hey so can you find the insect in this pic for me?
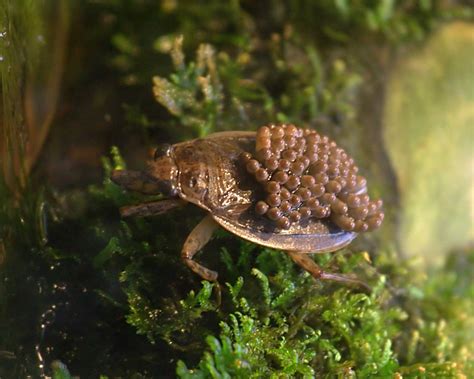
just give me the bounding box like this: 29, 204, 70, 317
111, 125, 383, 288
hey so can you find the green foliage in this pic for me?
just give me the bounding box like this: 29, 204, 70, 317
126, 280, 218, 346
152, 36, 228, 138
73, 0, 472, 143
151, 34, 362, 140
2, 147, 472, 377
286, 0, 472, 42
1, 1, 473, 378
175, 250, 473, 378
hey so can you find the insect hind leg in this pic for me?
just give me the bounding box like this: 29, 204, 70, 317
287, 251, 370, 292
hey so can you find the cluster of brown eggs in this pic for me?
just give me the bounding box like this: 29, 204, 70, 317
240, 124, 384, 232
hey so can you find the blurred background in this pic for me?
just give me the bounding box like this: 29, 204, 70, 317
0, 1, 473, 378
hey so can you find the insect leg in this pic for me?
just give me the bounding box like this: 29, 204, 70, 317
119, 199, 186, 218
287, 251, 370, 291
181, 215, 219, 282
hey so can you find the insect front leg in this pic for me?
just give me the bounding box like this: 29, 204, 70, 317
181, 214, 219, 282
287, 251, 370, 291
119, 199, 186, 218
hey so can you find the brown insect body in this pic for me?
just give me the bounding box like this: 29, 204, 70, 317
144, 131, 358, 252
111, 126, 383, 289
172, 132, 255, 216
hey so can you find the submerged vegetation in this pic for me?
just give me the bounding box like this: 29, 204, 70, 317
1, 1, 473, 378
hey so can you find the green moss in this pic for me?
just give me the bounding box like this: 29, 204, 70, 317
174, 250, 473, 377
150, 34, 362, 140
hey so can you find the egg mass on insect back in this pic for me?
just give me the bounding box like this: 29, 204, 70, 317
241, 124, 384, 232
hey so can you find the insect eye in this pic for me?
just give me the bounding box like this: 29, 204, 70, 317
154, 144, 172, 161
